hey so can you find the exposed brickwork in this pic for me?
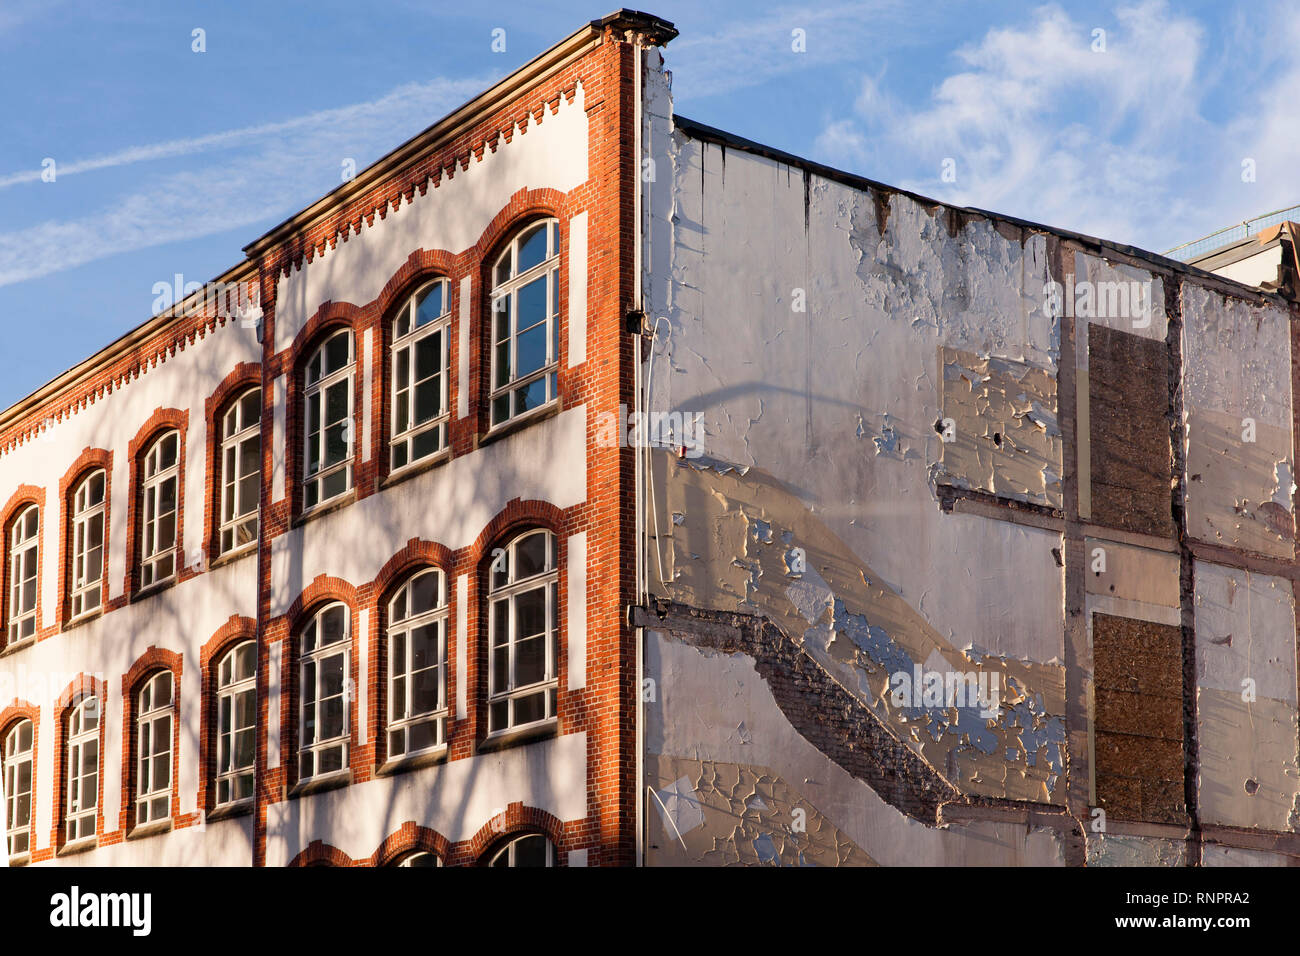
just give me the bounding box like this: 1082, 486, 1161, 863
646, 602, 960, 823
1089, 325, 1175, 538
1092, 611, 1187, 825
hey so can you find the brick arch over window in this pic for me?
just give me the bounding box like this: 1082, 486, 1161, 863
369, 822, 452, 867
372, 539, 456, 601
283, 576, 359, 787
473, 188, 568, 262
472, 191, 571, 435
0, 699, 40, 848
371, 541, 457, 768
283, 313, 365, 517
198, 615, 257, 811
470, 504, 569, 741
468, 499, 568, 570
124, 408, 189, 596
1, 484, 45, 649
373, 253, 465, 479
289, 840, 355, 867
120, 647, 183, 832
285, 574, 360, 630
57, 448, 113, 625
203, 363, 262, 564
372, 249, 462, 325
50, 673, 107, 850
467, 802, 567, 864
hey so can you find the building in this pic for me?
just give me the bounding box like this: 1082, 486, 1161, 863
3, 9, 1299, 868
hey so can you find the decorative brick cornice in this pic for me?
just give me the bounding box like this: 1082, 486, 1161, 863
261, 85, 584, 283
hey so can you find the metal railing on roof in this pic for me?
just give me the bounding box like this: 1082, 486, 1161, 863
1165, 203, 1300, 262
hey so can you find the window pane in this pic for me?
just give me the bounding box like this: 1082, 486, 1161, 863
514, 634, 546, 687
411, 667, 439, 715
325, 332, 350, 374
241, 390, 261, 427
410, 573, 440, 614
415, 283, 443, 326
513, 834, 549, 867
517, 223, 548, 274
516, 324, 547, 379
513, 690, 546, 726
516, 378, 547, 414
516, 533, 549, 579
517, 275, 547, 331
412, 428, 440, 461
415, 333, 440, 381
320, 606, 346, 646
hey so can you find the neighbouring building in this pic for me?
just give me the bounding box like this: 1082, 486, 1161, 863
3, 10, 1299, 868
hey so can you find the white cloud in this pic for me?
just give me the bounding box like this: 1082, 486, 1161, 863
811, 0, 1300, 252
0, 75, 491, 287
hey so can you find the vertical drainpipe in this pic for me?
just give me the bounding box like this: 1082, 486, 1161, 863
632, 35, 646, 870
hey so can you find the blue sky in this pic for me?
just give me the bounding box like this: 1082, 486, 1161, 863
0, 0, 1294, 409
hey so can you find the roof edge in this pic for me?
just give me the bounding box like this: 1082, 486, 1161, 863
674, 114, 1294, 310
242, 9, 676, 260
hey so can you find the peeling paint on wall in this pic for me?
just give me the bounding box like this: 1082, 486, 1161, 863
938, 346, 1062, 508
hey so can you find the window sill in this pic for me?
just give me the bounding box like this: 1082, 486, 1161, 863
479, 717, 558, 753
382, 447, 451, 490
58, 837, 97, 857
0, 635, 37, 658
479, 398, 562, 448
127, 818, 172, 841
207, 798, 254, 822
208, 543, 257, 571
377, 745, 448, 777
7, 852, 30, 867
62, 607, 105, 632
292, 489, 357, 529
130, 576, 177, 604
288, 769, 352, 798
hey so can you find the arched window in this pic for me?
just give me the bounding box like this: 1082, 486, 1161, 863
216, 641, 257, 806
390, 279, 450, 471
489, 833, 555, 867
139, 430, 180, 588
303, 330, 354, 510
489, 219, 560, 427
396, 851, 441, 867
386, 569, 447, 759
299, 602, 350, 779
486, 529, 558, 735
7, 504, 39, 643
135, 671, 174, 825
2, 719, 33, 857
65, 695, 99, 843
219, 387, 261, 554
69, 470, 106, 618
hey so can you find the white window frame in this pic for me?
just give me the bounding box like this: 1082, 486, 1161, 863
70, 470, 106, 619
298, 602, 351, 781
386, 569, 448, 760
390, 279, 451, 472
489, 833, 555, 867
489, 219, 561, 428
396, 851, 442, 867
302, 330, 355, 511
7, 504, 39, 644
65, 695, 99, 844
3, 718, 33, 857
216, 640, 257, 807
486, 530, 559, 736
135, 671, 174, 826
139, 430, 180, 589
219, 388, 261, 555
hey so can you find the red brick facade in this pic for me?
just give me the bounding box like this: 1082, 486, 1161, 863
0, 14, 673, 867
